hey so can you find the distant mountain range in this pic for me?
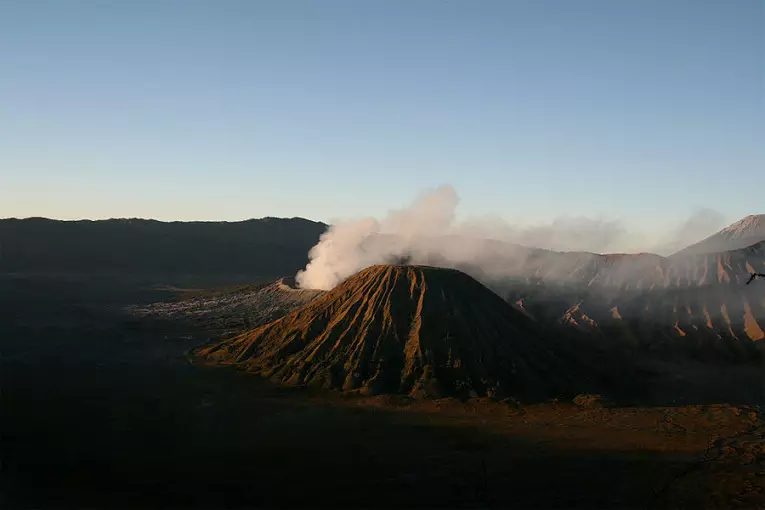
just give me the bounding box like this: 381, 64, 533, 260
3, 214, 764, 284
0, 217, 327, 283
508, 239, 765, 290
4, 214, 763, 390
5, 210, 749, 377
481, 217, 765, 357
502, 252, 764, 361
515, 214, 765, 291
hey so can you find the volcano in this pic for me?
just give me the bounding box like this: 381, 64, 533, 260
195, 265, 575, 399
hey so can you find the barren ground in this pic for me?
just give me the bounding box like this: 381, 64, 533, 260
1, 273, 763, 509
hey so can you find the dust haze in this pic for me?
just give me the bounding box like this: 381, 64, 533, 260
296, 185, 725, 290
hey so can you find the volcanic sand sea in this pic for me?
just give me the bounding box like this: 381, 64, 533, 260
2, 272, 763, 509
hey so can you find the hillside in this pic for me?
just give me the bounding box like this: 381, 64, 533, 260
195, 265, 583, 400
500, 243, 765, 363
0, 217, 327, 282
463, 242, 765, 363
673, 214, 765, 256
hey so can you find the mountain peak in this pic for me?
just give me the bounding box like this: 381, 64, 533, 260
718, 214, 765, 239
195, 264, 576, 399
673, 214, 765, 256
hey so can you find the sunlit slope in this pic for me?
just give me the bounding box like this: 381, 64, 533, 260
196, 265, 579, 399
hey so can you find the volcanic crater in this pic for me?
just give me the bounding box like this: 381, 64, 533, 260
195, 264, 573, 399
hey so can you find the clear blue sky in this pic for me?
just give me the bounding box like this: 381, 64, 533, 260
1, 0, 762, 229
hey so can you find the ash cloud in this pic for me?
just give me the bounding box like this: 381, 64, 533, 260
295, 185, 724, 290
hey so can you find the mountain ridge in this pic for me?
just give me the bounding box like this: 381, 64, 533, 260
673, 214, 765, 256
0, 216, 328, 281
0, 215, 324, 227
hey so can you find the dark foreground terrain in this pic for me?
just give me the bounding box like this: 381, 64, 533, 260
2, 273, 764, 509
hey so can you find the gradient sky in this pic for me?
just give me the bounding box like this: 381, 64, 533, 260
1, 0, 763, 232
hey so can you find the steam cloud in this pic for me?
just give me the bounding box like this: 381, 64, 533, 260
295, 185, 725, 290
647, 208, 726, 256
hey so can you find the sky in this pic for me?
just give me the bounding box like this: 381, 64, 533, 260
1, 0, 763, 240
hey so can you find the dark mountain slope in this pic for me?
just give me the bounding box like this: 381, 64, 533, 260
0, 217, 327, 280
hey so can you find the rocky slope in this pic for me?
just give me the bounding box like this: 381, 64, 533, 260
458, 240, 765, 359
522, 286, 762, 357
674, 214, 765, 256
130, 277, 324, 332
501, 246, 765, 362
499, 240, 765, 291
194, 265, 585, 400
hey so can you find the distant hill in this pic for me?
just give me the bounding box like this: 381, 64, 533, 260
673, 214, 765, 256
521, 240, 765, 290
0, 217, 327, 282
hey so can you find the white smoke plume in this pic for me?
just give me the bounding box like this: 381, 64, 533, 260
295, 185, 725, 290
646, 208, 727, 256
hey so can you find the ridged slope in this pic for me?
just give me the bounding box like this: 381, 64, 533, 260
447, 238, 764, 293
503, 248, 765, 362
512, 241, 765, 290
196, 265, 571, 399
674, 214, 765, 256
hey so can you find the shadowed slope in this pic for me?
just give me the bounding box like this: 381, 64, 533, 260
0, 216, 326, 280
196, 265, 575, 400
